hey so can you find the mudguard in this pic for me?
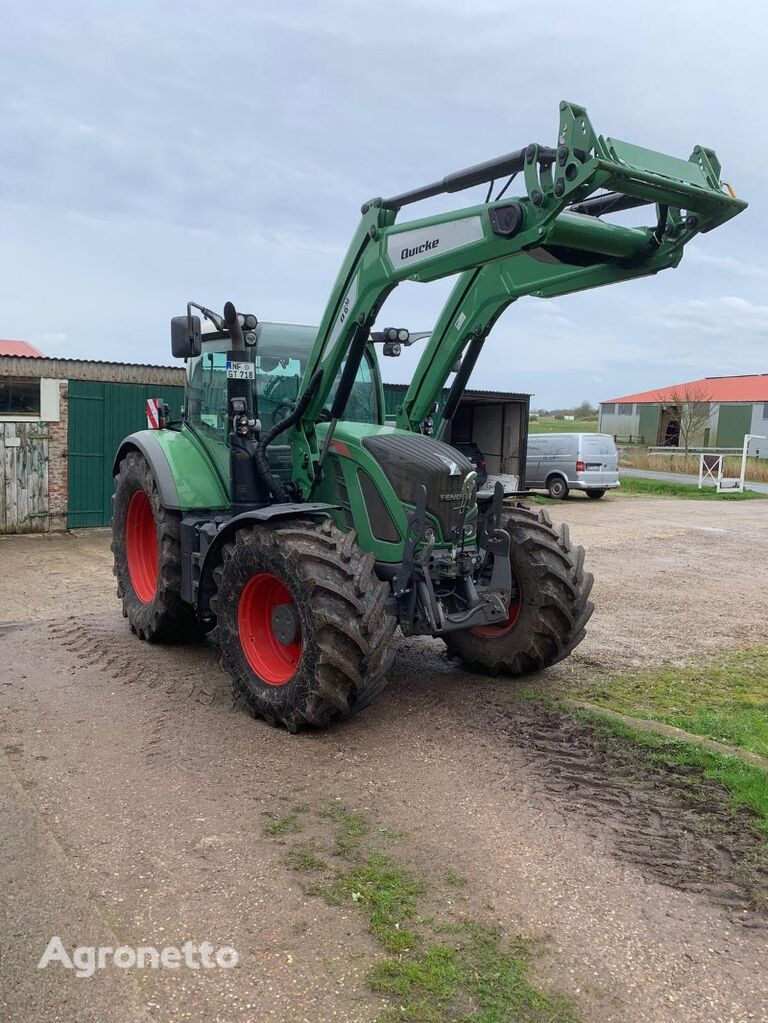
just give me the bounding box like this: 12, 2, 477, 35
112, 429, 229, 512
195, 504, 338, 617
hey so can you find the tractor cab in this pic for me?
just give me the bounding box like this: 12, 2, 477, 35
183, 320, 384, 490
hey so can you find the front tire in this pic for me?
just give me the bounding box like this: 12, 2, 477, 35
112, 451, 198, 642
444, 504, 593, 676
212, 518, 396, 731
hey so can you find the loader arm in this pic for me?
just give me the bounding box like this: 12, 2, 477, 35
395, 218, 700, 434
292, 100, 745, 497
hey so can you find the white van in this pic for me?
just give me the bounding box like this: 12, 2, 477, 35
525, 433, 619, 499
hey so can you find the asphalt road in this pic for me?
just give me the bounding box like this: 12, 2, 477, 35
620, 466, 768, 494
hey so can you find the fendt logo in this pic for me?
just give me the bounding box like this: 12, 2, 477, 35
400, 238, 440, 261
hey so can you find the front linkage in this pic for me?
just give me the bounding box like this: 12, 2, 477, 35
392, 481, 511, 636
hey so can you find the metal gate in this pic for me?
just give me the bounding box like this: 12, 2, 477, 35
0, 422, 49, 533
67, 380, 183, 528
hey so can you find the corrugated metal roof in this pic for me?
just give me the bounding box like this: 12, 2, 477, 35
0, 340, 44, 357
604, 375, 768, 405
384, 383, 530, 400
0, 352, 177, 370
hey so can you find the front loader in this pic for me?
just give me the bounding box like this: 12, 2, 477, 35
111, 102, 745, 730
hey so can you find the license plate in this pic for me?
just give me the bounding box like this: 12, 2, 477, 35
226, 360, 255, 380
586, 462, 602, 470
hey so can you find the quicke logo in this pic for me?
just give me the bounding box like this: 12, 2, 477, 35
400, 238, 440, 261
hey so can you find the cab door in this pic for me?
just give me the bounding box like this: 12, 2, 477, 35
186, 348, 231, 484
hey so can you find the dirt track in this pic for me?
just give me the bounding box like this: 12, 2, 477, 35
1, 495, 767, 1022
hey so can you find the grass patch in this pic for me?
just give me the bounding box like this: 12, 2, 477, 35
319, 799, 369, 859
333, 853, 423, 953
517, 476, 763, 503
268, 801, 581, 1021
578, 648, 768, 758
616, 476, 764, 499
265, 812, 304, 837
282, 840, 327, 872
575, 709, 768, 837
622, 452, 768, 484
529, 418, 597, 434
371, 923, 578, 1023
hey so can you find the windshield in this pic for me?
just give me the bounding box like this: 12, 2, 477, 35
186, 322, 381, 446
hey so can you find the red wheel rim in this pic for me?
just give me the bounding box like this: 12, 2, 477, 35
470, 571, 522, 638
125, 490, 158, 603
237, 573, 302, 685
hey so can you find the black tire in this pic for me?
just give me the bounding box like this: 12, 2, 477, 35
211, 518, 396, 731
444, 503, 593, 675
586, 489, 606, 500
111, 451, 198, 642
546, 476, 569, 500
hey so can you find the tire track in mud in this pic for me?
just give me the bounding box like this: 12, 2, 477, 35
47, 616, 232, 705
502, 701, 768, 926
46, 616, 244, 765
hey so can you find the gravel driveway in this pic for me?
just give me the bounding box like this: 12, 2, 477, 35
1, 495, 767, 1023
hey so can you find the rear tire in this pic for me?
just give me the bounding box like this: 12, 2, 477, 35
444, 503, 593, 676
546, 476, 569, 500
112, 451, 198, 642
586, 489, 606, 499
212, 518, 396, 731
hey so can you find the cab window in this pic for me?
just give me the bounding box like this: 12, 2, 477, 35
324, 353, 379, 424
186, 339, 381, 441
257, 355, 303, 431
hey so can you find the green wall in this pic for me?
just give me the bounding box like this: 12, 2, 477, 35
716, 404, 753, 449
637, 405, 661, 445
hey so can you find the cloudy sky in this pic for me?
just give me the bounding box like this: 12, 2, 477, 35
0, 0, 764, 408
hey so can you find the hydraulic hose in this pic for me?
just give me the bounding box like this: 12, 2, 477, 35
253, 367, 324, 502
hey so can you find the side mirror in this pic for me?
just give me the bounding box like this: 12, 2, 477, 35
171, 315, 202, 359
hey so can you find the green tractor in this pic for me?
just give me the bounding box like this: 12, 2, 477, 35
111, 102, 745, 730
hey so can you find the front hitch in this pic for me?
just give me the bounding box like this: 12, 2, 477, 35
393, 482, 512, 636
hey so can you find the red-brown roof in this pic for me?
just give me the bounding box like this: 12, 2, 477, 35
604, 375, 768, 405
0, 339, 44, 358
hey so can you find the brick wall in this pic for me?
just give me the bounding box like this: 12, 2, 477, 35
48, 381, 68, 530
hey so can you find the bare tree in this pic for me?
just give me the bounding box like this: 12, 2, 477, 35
574, 399, 597, 420
660, 382, 714, 455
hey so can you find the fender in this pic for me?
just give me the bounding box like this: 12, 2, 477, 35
113, 429, 229, 512
195, 504, 338, 617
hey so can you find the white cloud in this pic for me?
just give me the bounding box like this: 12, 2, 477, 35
686, 246, 768, 279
